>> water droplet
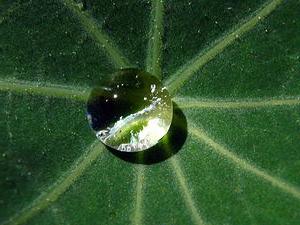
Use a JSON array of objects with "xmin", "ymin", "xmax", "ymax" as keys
[{"xmin": 87, "ymin": 69, "xmax": 173, "ymax": 152}]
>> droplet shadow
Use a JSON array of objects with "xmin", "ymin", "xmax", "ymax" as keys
[{"xmin": 107, "ymin": 102, "xmax": 187, "ymax": 164}]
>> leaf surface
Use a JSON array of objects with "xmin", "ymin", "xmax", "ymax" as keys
[{"xmin": 0, "ymin": 0, "xmax": 299, "ymax": 225}]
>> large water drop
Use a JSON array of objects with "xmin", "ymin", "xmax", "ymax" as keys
[{"xmin": 87, "ymin": 69, "xmax": 173, "ymax": 152}]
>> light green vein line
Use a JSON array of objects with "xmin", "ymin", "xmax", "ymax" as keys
[
  {"xmin": 146, "ymin": 0, "xmax": 164, "ymax": 79},
  {"xmin": 189, "ymin": 126, "xmax": 300, "ymax": 201},
  {"xmin": 175, "ymin": 96, "xmax": 300, "ymax": 109},
  {"xmin": 0, "ymin": 79, "xmax": 89, "ymax": 101},
  {"xmin": 170, "ymin": 158, "xmax": 205, "ymax": 225},
  {"xmin": 165, "ymin": 0, "xmax": 283, "ymax": 95},
  {"xmin": 132, "ymin": 166, "xmax": 145, "ymax": 225},
  {"xmin": 3, "ymin": 141, "xmax": 104, "ymax": 225},
  {"xmin": 61, "ymin": 0, "xmax": 131, "ymax": 68}
]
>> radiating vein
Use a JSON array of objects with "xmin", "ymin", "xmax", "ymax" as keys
[
  {"xmin": 132, "ymin": 166, "xmax": 145, "ymax": 225},
  {"xmin": 170, "ymin": 158, "xmax": 205, "ymax": 225},
  {"xmin": 146, "ymin": 0, "xmax": 164, "ymax": 79},
  {"xmin": 3, "ymin": 141, "xmax": 104, "ymax": 225},
  {"xmin": 61, "ymin": 0, "xmax": 131, "ymax": 68},
  {"xmin": 0, "ymin": 79, "xmax": 89, "ymax": 101},
  {"xmin": 175, "ymin": 96, "xmax": 300, "ymax": 109},
  {"xmin": 189, "ymin": 126, "xmax": 300, "ymax": 201},
  {"xmin": 165, "ymin": 0, "xmax": 283, "ymax": 95}
]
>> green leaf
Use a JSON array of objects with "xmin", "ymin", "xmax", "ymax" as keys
[{"xmin": 1, "ymin": 0, "xmax": 300, "ymax": 224}]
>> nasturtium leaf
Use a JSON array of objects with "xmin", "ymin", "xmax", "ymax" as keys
[{"xmin": 0, "ymin": 0, "xmax": 299, "ymax": 225}]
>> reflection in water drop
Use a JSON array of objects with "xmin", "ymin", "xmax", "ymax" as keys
[{"xmin": 87, "ymin": 69, "xmax": 173, "ymax": 152}]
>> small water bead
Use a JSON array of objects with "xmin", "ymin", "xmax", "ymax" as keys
[{"xmin": 87, "ymin": 69, "xmax": 173, "ymax": 152}]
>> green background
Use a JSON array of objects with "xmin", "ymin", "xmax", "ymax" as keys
[{"xmin": 0, "ymin": 0, "xmax": 299, "ymax": 224}]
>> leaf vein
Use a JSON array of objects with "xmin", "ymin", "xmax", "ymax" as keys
[
  {"xmin": 0, "ymin": 79, "xmax": 89, "ymax": 101},
  {"xmin": 170, "ymin": 158, "xmax": 206, "ymax": 225},
  {"xmin": 60, "ymin": 0, "xmax": 131, "ymax": 68},
  {"xmin": 3, "ymin": 141, "xmax": 104, "ymax": 225},
  {"xmin": 146, "ymin": 0, "xmax": 164, "ymax": 79},
  {"xmin": 165, "ymin": 0, "xmax": 284, "ymax": 95},
  {"xmin": 189, "ymin": 125, "xmax": 300, "ymax": 201},
  {"xmin": 175, "ymin": 96, "xmax": 300, "ymax": 109},
  {"xmin": 132, "ymin": 166, "xmax": 145, "ymax": 225}
]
